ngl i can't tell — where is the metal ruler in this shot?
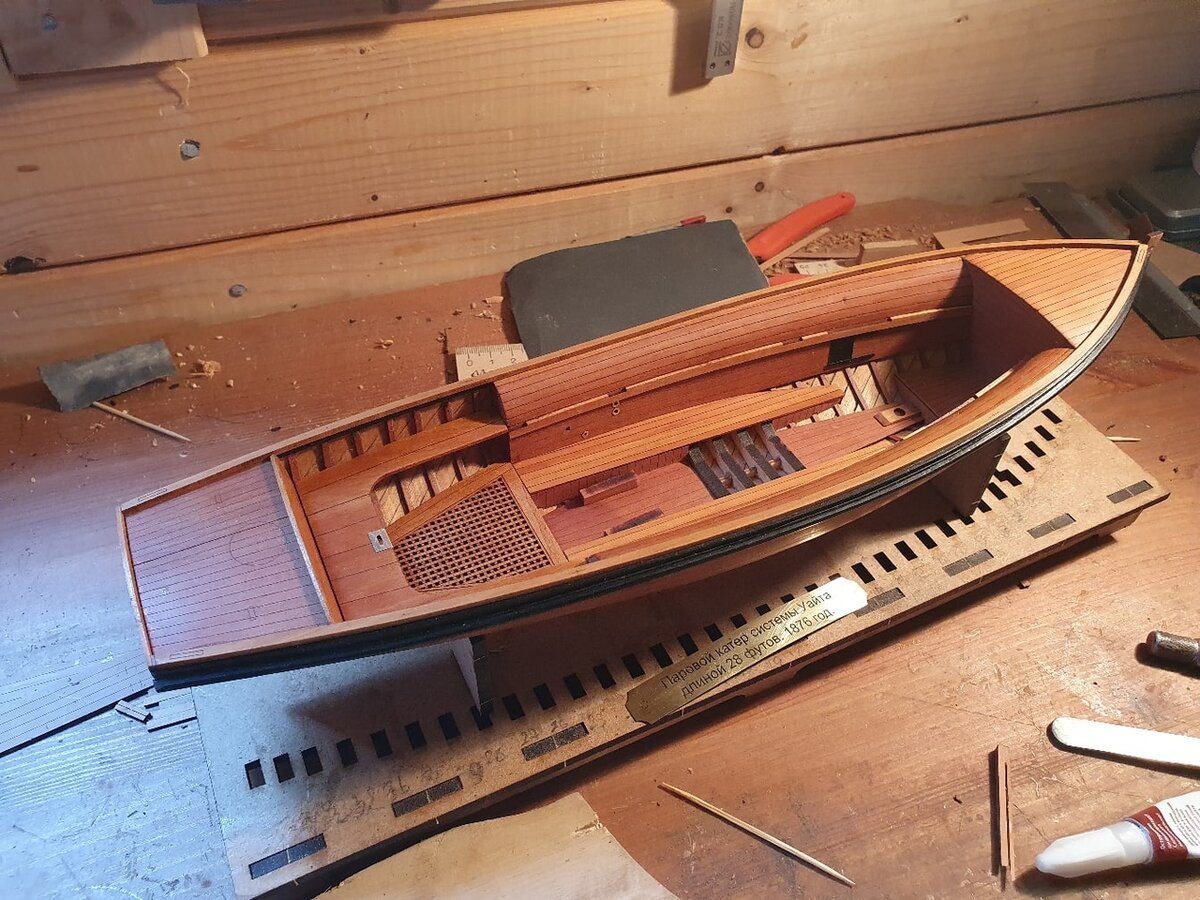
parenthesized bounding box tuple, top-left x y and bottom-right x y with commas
(453, 343, 527, 381)
(705, 0, 745, 79)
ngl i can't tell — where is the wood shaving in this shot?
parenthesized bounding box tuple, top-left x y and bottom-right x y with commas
(186, 344, 196, 351)
(189, 359, 221, 378)
(475, 310, 498, 320)
(225, 379, 234, 388)
(376, 338, 395, 349)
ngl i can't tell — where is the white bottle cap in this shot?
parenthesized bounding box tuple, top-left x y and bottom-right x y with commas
(1035, 820, 1153, 878)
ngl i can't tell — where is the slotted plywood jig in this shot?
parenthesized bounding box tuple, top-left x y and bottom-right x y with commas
(191, 401, 1165, 897)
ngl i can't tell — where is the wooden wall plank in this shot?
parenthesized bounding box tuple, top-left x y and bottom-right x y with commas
(3, 94, 1196, 365)
(200, 0, 598, 42)
(0, 1, 207, 76)
(0, 0, 1197, 266)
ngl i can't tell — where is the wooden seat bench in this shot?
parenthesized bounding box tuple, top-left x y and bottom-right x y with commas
(513, 384, 843, 506)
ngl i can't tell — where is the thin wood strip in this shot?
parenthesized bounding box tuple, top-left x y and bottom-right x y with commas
(272, 456, 344, 623)
(659, 784, 854, 887)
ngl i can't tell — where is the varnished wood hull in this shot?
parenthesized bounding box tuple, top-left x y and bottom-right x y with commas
(120, 240, 1148, 688)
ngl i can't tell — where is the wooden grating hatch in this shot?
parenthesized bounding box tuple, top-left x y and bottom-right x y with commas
(393, 466, 565, 591)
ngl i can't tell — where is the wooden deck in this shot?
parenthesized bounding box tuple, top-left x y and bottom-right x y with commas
(125, 462, 330, 657)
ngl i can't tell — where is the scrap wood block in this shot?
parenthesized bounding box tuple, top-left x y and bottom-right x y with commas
(934, 218, 1029, 249)
(0, 0, 207, 75)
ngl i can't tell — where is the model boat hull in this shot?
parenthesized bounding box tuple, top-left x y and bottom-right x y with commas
(120, 240, 1147, 688)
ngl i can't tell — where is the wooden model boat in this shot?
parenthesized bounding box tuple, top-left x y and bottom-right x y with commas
(121, 240, 1147, 688)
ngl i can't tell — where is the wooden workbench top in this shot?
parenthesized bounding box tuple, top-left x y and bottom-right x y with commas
(2, 199, 1198, 899)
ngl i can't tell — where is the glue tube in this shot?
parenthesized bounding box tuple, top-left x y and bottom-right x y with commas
(1036, 790, 1200, 877)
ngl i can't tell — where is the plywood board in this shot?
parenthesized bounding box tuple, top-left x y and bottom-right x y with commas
(0, 0, 1196, 265)
(0, 1, 207, 75)
(3, 94, 1197, 364)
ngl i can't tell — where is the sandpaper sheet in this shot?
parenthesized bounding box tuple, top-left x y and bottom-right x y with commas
(506, 220, 767, 356)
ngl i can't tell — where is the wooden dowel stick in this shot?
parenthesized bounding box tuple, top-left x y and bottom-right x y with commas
(91, 401, 191, 443)
(758, 227, 830, 272)
(659, 783, 854, 887)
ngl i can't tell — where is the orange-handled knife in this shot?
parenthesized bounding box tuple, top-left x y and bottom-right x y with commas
(746, 192, 856, 262)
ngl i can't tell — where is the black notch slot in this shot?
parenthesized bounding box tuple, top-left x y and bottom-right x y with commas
(336, 738, 358, 766)
(873, 551, 896, 572)
(916, 529, 937, 549)
(301, 746, 323, 775)
(438, 712, 461, 740)
(780, 592, 795, 602)
(895, 540, 917, 561)
(729, 613, 747, 628)
(370, 730, 393, 758)
(935, 518, 956, 537)
(1025, 440, 1046, 458)
(703, 623, 723, 641)
(977, 498, 992, 513)
(592, 663, 616, 690)
(826, 336, 856, 368)
(245, 759, 266, 789)
(1042, 408, 1062, 424)
(469, 705, 494, 730)
(533, 684, 557, 710)
(622, 654, 645, 679)
(1014, 454, 1034, 473)
(987, 483, 1007, 500)
(804, 583, 820, 593)
(755, 603, 771, 615)
(649, 643, 673, 668)
(273, 753, 295, 783)
(405, 721, 428, 748)
(501, 694, 526, 720)
(851, 562, 875, 584)
(959, 513, 974, 525)
(677, 633, 699, 656)
(563, 673, 587, 699)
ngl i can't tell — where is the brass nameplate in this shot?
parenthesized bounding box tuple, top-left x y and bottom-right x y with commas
(625, 577, 868, 725)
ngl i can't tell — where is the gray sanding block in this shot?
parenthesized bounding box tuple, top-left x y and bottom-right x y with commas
(506, 220, 767, 356)
(39, 340, 175, 411)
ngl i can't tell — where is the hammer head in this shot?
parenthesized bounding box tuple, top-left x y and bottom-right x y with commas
(38, 340, 175, 411)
